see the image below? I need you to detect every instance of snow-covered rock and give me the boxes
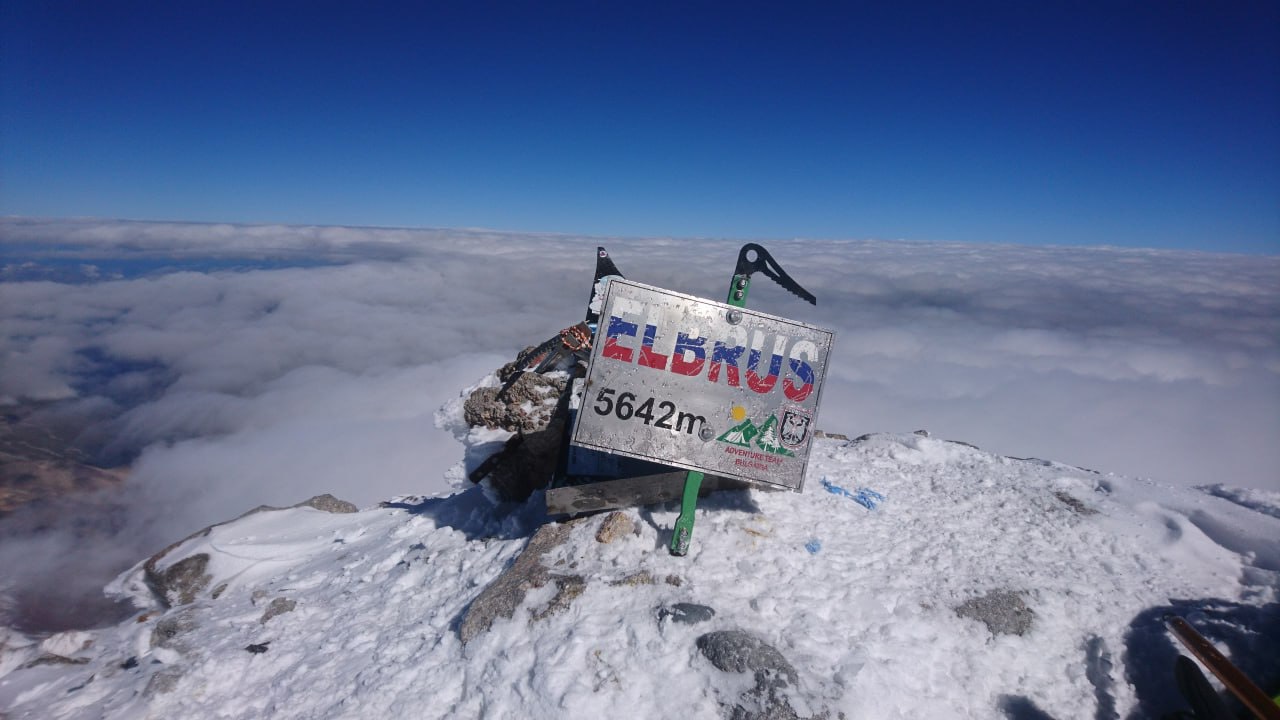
[0,433,1277,719]
[460,365,572,502]
[115,494,360,611]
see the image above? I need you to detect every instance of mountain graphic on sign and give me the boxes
[755,415,795,456]
[717,419,759,447]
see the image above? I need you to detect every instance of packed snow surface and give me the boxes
[2,431,1277,719]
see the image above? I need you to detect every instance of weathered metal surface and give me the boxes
[570,279,834,491]
[545,466,750,515]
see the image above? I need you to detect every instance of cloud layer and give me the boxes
[2,217,1278,627]
[5,219,1278,495]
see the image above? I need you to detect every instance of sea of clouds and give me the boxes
[2,217,1277,630]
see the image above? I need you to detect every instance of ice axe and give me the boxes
[669,244,816,556]
[1165,615,1280,720]
[725,243,817,307]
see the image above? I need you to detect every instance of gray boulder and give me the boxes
[260,597,297,624]
[697,629,825,720]
[954,590,1034,636]
[144,669,183,698]
[150,609,200,652]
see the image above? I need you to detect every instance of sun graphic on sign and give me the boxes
[730,405,748,422]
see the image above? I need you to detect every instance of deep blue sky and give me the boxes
[2,2,1277,252]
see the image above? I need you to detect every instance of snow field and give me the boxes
[1,432,1276,718]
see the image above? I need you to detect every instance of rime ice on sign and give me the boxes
[570,279,834,491]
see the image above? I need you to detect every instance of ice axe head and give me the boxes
[734,243,816,305]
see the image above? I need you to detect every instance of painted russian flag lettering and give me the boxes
[600,305,820,402]
[670,331,706,376]
[707,339,744,387]
[638,323,669,370]
[783,340,817,401]
[745,333,787,394]
[603,316,637,362]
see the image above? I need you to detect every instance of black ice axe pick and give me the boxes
[727,243,817,306]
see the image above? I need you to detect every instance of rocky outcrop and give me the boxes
[142,494,357,608]
[457,521,582,644]
[464,370,568,434]
[239,493,358,518]
[460,345,581,502]
[462,361,575,502]
[295,494,358,514]
[148,554,212,607]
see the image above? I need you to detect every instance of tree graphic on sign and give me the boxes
[716,412,794,457]
[754,415,795,456]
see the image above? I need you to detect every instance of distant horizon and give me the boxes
[4,213,1275,257]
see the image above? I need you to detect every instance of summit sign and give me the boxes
[570,279,834,491]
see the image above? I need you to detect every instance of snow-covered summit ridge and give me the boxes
[1,432,1276,719]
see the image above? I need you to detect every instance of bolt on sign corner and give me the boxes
[570,279,834,491]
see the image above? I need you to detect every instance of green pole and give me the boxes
[669,272,750,556]
[669,470,703,556]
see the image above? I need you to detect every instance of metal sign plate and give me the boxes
[570,279,834,491]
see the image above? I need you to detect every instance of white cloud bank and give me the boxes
[2,218,1277,563]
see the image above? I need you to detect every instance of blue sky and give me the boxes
[2,1,1277,253]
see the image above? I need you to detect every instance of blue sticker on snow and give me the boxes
[821,478,885,510]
